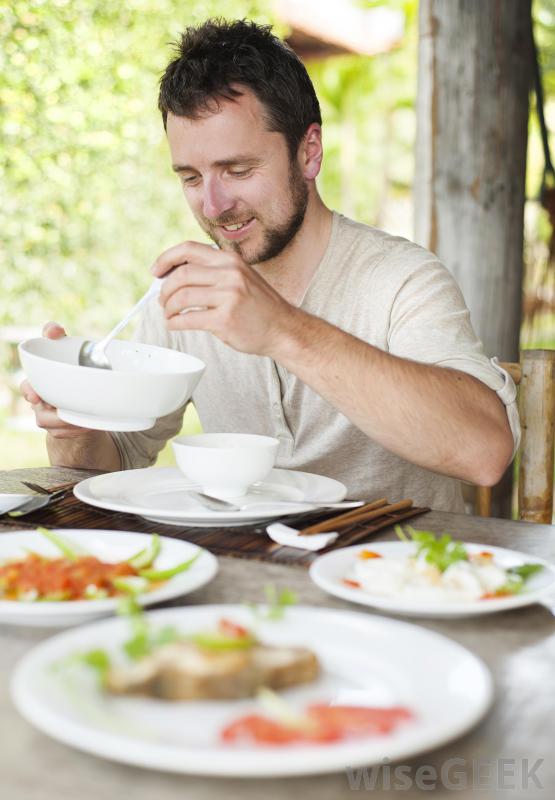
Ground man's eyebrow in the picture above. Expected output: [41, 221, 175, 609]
[172, 156, 263, 173]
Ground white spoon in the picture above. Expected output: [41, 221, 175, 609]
[78, 278, 164, 369]
[186, 491, 364, 514]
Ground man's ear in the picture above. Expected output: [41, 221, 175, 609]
[300, 123, 323, 180]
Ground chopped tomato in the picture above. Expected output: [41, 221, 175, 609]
[358, 550, 383, 560]
[221, 704, 413, 746]
[221, 714, 338, 745]
[471, 550, 494, 560]
[308, 705, 413, 736]
[481, 589, 513, 600]
[342, 579, 361, 589]
[0, 553, 137, 601]
[218, 618, 251, 639]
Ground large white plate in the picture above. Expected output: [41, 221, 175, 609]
[74, 467, 347, 527]
[0, 529, 217, 626]
[310, 542, 555, 618]
[11, 604, 492, 777]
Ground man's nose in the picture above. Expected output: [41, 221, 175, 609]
[202, 178, 234, 220]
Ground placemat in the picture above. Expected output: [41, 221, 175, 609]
[0, 482, 429, 568]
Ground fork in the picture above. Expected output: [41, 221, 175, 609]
[8, 482, 71, 517]
[18, 481, 118, 519]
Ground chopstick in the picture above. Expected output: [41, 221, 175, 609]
[299, 498, 413, 536]
[20, 480, 73, 498]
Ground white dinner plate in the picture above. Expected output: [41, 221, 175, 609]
[74, 467, 347, 527]
[309, 542, 555, 618]
[11, 604, 492, 777]
[0, 529, 217, 627]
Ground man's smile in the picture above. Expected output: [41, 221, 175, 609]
[217, 217, 256, 239]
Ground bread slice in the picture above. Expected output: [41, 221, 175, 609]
[105, 641, 319, 700]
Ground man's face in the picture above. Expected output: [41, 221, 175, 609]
[166, 90, 308, 265]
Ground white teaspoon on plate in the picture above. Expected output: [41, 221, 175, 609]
[185, 491, 363, 514]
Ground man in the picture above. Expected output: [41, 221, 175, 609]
[22, 19, 518, 511]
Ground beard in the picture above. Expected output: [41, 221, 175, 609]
[199, 161, 309, 265]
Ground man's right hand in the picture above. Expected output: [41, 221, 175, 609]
[20, 322, 122, 470]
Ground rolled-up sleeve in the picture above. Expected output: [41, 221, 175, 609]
[387, 257, 520, 459]
[433, 354, 520, 459]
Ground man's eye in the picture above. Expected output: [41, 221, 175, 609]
[180, 175, 200, 186]
[229, 168, 252, 178]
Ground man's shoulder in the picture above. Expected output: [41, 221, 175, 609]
[335, 213, 440, 270]
[329, 213, 450, 297]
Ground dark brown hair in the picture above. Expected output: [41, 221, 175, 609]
[158, 18, 322, 159]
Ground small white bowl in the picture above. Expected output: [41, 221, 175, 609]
[19, 336, 205, 432]
[172, 433, 280, 498]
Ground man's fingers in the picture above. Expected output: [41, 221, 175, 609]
[20, 381, 55, 409]
[20, 379, 41, 405]
[33, 404, 84, 434]
[21, 388, 86, 435]
[159, 264, 223, 305]
[34, 405, 65, 429]
[162, 287, 222, 319]
[42, 321, 67, 339]
[166, 307, 220, 333]
[151, 240, 232, 278]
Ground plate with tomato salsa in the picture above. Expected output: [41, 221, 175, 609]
[309, 528, 555, 618]
[11, 604, 492, 776]
[0, 528, 217, 626]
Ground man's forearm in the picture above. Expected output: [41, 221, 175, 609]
[46, 431, 122, 472]
[272, 310, 514, 485]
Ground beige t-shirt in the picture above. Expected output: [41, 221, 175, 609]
[112, 213, 520, 512]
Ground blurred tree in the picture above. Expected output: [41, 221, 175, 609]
[1, 0, 553, 342]
[1, 0, 554, 474]
[0, 0, 417, 339]
[307, 0, 417, 229]
[0, 0, 273, 335]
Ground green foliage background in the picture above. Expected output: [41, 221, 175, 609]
[1, 0, 553, 472]
[0, 0, 416, 336]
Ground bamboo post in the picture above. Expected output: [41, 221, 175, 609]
[415, 0, 532, 517]
[518, 350, 555, 523]
[501, 363, 522, 385]
[475, 486, 492, 518]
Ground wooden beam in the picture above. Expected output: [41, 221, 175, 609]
[415, 0, 532, 517]
[518, 349, 555, 523]
[415, 0, 531, 361]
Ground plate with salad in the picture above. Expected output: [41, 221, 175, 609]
[11, 603, 492, 776]
[309, 527, 555, 618]
[0, 528, 217, 626]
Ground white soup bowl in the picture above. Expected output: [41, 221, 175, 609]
[172, 433, 280, 498]
[19, 336, 205, 432]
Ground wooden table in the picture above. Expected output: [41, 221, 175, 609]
[1, 467, 555, 798]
